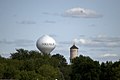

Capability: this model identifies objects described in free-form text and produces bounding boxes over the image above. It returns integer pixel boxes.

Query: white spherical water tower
[36,35,56,54]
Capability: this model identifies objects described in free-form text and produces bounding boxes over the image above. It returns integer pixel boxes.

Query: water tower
[36,35,56,54]
[70,43,78,61]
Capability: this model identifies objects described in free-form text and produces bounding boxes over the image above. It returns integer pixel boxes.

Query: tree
[20,59,35,71]
[2,65,17,79]
[71,55,100,80]
[11,48,29,60]
[29,50,42,59]
[19,70,45,80]
[37,64,62,80]
[0,63,4,78]
[60,65,71,80]
[51,54,69,80]
[51,54,67,67]
[1,49,120,80]
[112,65,120,80]
[100,61,115,80]
[0,56,6,78]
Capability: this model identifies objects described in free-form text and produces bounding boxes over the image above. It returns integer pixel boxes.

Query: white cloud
[101,53,117,57]
[54,35,120,62]
[73,39,79,44]
[79,39,87,44]
[64,7,102,18]
[73,35,120,62]
[76,35,120,48]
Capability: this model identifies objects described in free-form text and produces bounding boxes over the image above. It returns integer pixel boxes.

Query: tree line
[0,48,120,80]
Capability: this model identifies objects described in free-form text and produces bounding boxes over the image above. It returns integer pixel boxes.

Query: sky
[0,0,120,63]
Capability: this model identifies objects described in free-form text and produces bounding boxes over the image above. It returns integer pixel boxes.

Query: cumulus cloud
[72,35,120,62]
[76,35,120,48]
[95,53,120,62]
[0,39,34,47]
[73,39,79,44]
[96,54,120,62]
[55,35,120,62]
[101,53,117,57]
[64,7,103,18]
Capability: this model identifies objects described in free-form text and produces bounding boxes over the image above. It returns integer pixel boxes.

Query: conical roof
[70,45,78,49]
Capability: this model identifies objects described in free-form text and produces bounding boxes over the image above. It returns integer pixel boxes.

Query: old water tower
[70,43,78,61]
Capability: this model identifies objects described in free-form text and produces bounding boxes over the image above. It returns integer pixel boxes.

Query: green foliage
[100,61,120,80]
[10,49,29,60]
[71,55,100,80]
[52,54,67,67]
[60,65,71,80]
[113,65,120,80]
[51,54,70,80]
[0,49,67,80]
[19,70,44,80]
[0,63,4,78]
[37,64,60,79]
[0,49,120,80]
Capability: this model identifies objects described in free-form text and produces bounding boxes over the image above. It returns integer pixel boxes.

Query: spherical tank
[36,35,56,54]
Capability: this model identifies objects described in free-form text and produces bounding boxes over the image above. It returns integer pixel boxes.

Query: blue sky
[0,0,120,63]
